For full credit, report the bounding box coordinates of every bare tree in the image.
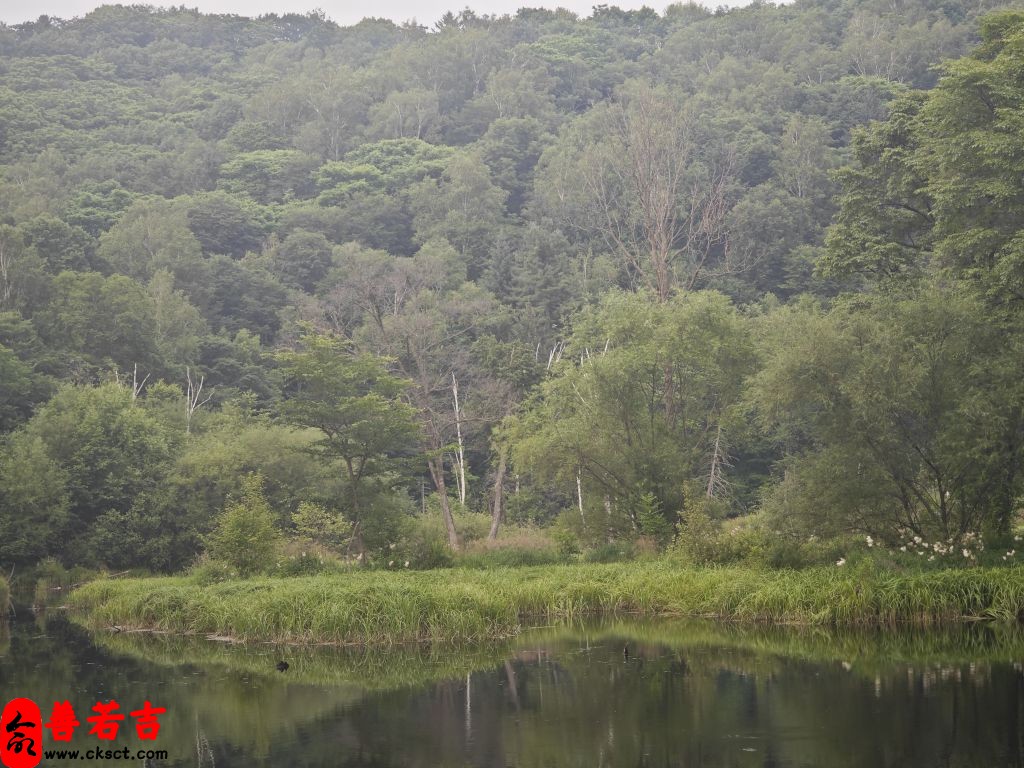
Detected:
[554,85,740,300]
[130,363,149,404]
[705,422,732,499]
[185,367,213,434]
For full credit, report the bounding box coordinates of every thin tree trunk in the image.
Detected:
[428,455,460,550]
[577,472,586,531]
[707,422,725,498]
[604,495,617,540]
[487,445,508,541]
[452,373,467,506]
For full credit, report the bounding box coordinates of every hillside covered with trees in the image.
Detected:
[2,0,1023,575]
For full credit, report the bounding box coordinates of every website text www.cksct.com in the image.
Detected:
[42,746,168,761]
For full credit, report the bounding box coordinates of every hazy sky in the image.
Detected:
[0,0,750,27]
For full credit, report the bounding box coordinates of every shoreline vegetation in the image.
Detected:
[68,563,1024,646]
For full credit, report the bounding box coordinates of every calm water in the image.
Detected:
[0,611,1022,767]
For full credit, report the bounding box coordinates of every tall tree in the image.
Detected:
[277,330,419,554]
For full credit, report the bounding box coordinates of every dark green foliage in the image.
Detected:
[184,191,267,258]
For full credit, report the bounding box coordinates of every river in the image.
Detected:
[0,611,1021,766]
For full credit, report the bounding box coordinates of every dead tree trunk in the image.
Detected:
[452,373,467,507]
[577,471,587,531]
[705,422,730,499]
[185,367,212,434]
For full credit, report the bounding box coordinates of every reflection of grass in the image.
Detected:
[527,618,1024,675]
[86,616,1024,694]
[93,630,515,690]
[69,562,1024,645]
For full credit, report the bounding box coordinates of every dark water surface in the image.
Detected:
[1,611,1022,767]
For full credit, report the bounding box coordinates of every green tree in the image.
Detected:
[206,473,281,574]
[0,433,69,565]
[748,286,1023,542]
[278,330,419,554]
[33,271,163,377]
[15,382,176,564]
[512,290,753,542]
[268,229,333,292]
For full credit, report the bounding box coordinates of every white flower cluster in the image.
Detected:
[896,529,983,562]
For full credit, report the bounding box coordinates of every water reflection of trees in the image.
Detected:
[3,615,1021,767]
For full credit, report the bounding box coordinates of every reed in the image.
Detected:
[68,562,1024,645]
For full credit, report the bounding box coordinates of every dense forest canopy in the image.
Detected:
[2,0,1023,572]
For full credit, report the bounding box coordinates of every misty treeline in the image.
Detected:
[1,0,1023,572]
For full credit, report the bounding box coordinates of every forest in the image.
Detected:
[2,0,1024,580]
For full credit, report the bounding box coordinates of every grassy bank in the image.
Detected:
[68,562,1024,645]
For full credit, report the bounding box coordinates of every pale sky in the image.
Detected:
[0,0,747,27]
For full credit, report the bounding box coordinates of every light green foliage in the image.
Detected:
[183,191,268,258]
[71,562,1024,644]
[218,150,319,204]
[292,501,352,551]
[205,473,282,575]
[513,290,754,542]
[267,229,333,292]
[18,214,95,272]
[408,152,508,274]
[147,417,340,568]
[5,382,176,565]
[96,198,208,303]
[0,343,52,431]
[0,225,50,316]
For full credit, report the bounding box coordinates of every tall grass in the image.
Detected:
[0,573,8,615]
[68,562,1024,645]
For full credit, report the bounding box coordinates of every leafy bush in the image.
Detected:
[205,474,281,575]
[270,541,350,577]
[393,513,454,569]
[189,555,238,585]
[291,501,352,551]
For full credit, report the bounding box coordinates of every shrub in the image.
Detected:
[633,492,675,548]
[205,474,281,575]
[270,541,350,577]
[189,554,238,585]
[393,513,454,569]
